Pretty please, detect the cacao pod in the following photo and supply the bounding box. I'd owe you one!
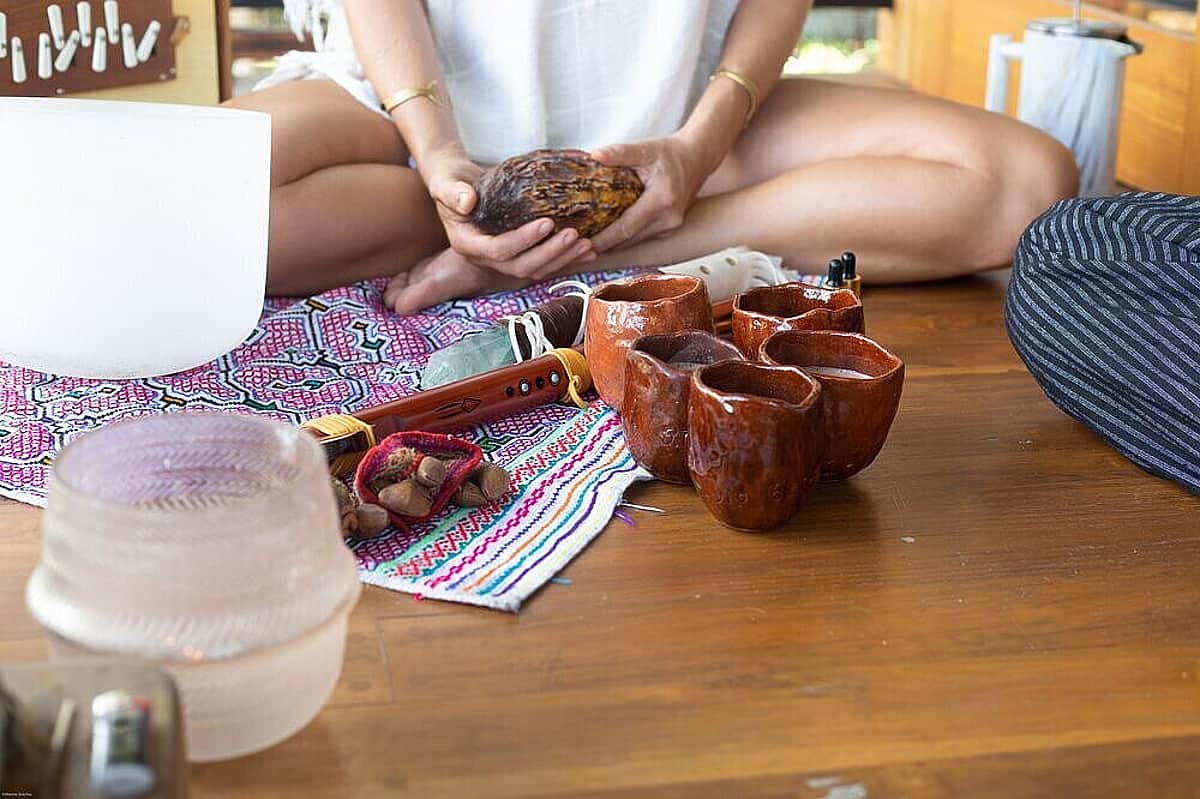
[471,149,643,239]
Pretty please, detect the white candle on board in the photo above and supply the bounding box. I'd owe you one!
[0,14,7,59]
[135,20,159,63]
[78,3,93,47]
[103,0,119,43]
[55,30,80,72]
[120,22,136,69]
[12,38,27,83]
[48,5,67,49]
[37,33,53,80]
[91,27,106,72]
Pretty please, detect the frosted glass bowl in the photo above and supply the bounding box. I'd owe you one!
[0,98,271,379]
[26,413,361,761]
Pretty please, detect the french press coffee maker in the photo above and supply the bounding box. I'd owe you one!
[985,3,1142,197]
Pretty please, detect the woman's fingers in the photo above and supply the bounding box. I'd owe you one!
[429,176,479,218]
[499,227,589,278]
[449,217,557,265]
[531,236,597,281]
[590,216,631,253]
[451,181,477,215]
[591,193,661,252]
[588,135,699,254]
[591,141,651,167]
[424,157,595,278]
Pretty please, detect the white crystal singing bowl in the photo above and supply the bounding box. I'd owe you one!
[0,98,271,379]
[25,413,361,761]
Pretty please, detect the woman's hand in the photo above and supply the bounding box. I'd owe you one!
[420,150,597,279]
[588,134,709,253]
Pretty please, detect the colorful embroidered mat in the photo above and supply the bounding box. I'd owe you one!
[0,271,648,611]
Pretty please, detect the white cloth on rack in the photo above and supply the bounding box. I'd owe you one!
[259,0,740,165]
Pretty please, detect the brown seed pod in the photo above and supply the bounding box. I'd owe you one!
[415,456,447,489]
[377,480,433,518]
[340,509,360,539]
[471,149,643,239]
[454,481,490,508]
[470,462,511,502]
[331,478,358,515]
[333,479,361,538]
[355,503,391,538]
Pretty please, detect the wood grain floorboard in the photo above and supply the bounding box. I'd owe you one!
[2,271,1197,797]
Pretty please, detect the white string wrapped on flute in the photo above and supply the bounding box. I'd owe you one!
[502,280,592,365]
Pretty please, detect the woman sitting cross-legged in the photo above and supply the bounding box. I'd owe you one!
[227,0,1080,312]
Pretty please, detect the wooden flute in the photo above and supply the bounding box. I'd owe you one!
[305,300,737,475]
[303,349,589,475]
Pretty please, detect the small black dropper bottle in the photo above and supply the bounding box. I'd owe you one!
[825,259,845,289]
[841,251,856,280]
[840,251,861,297]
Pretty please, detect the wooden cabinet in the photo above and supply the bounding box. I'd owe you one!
[877,0,1199,192]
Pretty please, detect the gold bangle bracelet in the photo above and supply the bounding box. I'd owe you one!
[709,67,760,127]
[380,80,443,115]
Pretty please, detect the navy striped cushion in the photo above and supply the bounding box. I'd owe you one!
[1005,191,1200,494]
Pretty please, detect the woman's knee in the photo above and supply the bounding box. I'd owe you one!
[961,129,1080,271]
[222,91,306,188]
[1016,131,1079,210]
[223,82,406,188]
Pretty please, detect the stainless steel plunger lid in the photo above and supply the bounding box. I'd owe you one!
[1027,1,1143,51]
[1027,17,1133,40]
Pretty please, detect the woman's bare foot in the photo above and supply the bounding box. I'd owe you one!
[383,248,530,314]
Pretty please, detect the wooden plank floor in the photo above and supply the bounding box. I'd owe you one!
[2,271,1198,797]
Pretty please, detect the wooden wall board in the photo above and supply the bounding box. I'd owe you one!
[73,0,220,106]
[0,0,179,97]
[881,0,1196,192]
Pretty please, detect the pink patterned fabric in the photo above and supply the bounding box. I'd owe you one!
[0,272,634,506]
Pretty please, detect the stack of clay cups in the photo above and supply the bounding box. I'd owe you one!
[588,276,904,531]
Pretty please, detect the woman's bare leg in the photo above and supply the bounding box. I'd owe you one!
[592,77,1080,280]
[387,76,1079,311]
[224,80,445,296]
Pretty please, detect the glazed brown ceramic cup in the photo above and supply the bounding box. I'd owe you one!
[585,274,713,412]
[686,361,824,531]
[732,284,864,359]
[760,330,904,482]
[621,331,744,484]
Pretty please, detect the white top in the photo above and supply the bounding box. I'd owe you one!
[270,0,741,165]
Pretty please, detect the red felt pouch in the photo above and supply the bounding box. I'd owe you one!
[354,432,484,530]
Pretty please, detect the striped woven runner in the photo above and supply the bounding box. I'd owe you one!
[357,403,648,610]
